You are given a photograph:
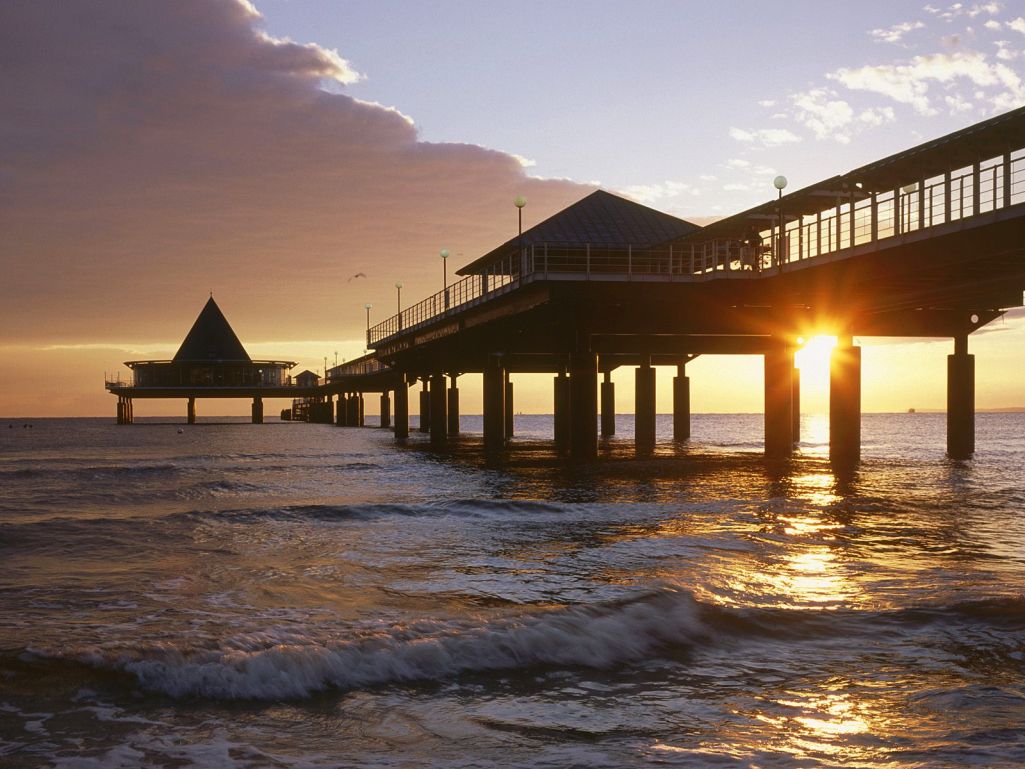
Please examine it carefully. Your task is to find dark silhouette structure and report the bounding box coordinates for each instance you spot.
[106,297,309,423]
[324,106,1025,463]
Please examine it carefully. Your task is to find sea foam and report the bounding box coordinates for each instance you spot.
[85,587,706,699]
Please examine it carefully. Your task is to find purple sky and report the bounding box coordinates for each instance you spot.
[1,0,1023,415]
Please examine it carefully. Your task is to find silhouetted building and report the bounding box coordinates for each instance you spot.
[122,297,295,388]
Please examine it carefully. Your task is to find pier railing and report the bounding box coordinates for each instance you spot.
[368,148,1025,348]
[327,356,391,380]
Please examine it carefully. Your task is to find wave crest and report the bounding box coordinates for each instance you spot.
[80,587,704,700]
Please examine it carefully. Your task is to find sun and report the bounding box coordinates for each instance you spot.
[795,335,838,371]
[794,336,838,413]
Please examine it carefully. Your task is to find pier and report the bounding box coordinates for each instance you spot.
[324,107,1025,463]
[106,109,1025,464]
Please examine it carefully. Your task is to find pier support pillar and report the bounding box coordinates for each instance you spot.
[418,381,430,433]
[600,371,615,437]
[347,394,359,426]
[554,372,571,446]
[447,375,460,435]
[792,365,801,443]
[357,394,365,427]
[335,396,344,425]
[505,374,515,438]
[569,351,598,459]
[394,381,409,440]
[126,399,133,424]
[251,397,264,424]
[673,365,690,442]
[187,397,196,425]
[116,398,124,425]
[829,337,862,464]
[635,359,656,452]
[429,373,447,445]
[947,336,975,459]
[380,393,391,429]
[764,343,794,457]
[483,356,506,450]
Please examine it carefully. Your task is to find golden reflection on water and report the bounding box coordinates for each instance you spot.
[800,413,831,456]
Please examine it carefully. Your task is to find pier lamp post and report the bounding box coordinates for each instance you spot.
[440,249,449,309]
[773,175,788,267]
[514,196,526,279]
[364,303,372,352]
[395,282,403,330]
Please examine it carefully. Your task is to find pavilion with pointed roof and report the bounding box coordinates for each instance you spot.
[105,297,311,424]
[457,189,698,279]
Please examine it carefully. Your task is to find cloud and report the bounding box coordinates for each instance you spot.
[620,180,699,205]
[995,40,1020,60]
[0,0,590,350]
[870,20,926,44]
[828,50,1023,114]
[791,88,855,140]
[728,127,802,146]
[1010,17,1025,35]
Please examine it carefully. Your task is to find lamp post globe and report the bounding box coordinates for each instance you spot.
[773,175,788,191]
[439,248,449,292]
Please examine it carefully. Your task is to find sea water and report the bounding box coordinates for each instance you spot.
[1,414,1024,768]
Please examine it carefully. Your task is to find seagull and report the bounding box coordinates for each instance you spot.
[347,272,367,282]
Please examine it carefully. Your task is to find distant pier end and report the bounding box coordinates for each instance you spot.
[105,297,314,423]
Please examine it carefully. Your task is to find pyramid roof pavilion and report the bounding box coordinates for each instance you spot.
[172,297,251,363]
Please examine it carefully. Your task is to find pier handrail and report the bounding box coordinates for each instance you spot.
[327,356,391,379]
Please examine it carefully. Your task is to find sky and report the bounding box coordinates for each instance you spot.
[1,0,1023,417]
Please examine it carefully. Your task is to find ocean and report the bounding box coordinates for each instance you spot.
[1,413,1024,768]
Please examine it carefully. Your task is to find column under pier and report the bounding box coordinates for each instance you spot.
[673,365,690,442]
[600,371,615,437]
[394,382,409,439]
[505,375,514,438]
[447,375,460,435]
[418,382,430,433]
[483,356,506,450]
[187,397,196,425]
[635,360,656,451]
[554,372,571,446]
[791,365,801,443]
[251,397,264,424]
[764,343,794,457]
[429,373,447,445]
[380,393,391,429]
[569,351,598,459]
[947,336,975,459]
[829,337,861,464]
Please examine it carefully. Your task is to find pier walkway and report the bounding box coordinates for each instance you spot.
[327,107,1025,463]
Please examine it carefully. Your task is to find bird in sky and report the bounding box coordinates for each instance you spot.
[347,272,367,282]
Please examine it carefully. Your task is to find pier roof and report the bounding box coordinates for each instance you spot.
[457,190,698,275]
[173,297,251,363]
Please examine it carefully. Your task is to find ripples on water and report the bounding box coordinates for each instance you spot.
[1,414,1024,768]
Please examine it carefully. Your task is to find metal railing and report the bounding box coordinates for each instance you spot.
[367,148,1025,348]
[328,356,391,380]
